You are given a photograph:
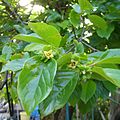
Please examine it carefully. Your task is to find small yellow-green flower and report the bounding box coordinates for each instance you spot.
[44,50,54,59]
[68,60,78,69]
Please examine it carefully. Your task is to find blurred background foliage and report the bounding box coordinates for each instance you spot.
[0,0,120,119]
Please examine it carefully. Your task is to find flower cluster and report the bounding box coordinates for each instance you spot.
[43,50,53,59]
[68,60,78,69]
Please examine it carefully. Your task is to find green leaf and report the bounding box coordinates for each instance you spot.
[14,25,27,34]
[2,45,12,60]
[57,53,72,67]
[28,22,61,47]
[80,80,96,103]
[69,10,80,27]
[96,49,120,64]
[10,85,18,101]
[78,97,96,114]
[78,0,93,12]
[75,42,84,54]
[1,58,26,73]
[69,84,82,106]
[93,49,120,61]
[88,51,103,60]
[92,67,120,87]
[40,70,79,118]
[18,56,57,114]
[103,49,120,57]
[57,20,69,29]
[11,53,23,60]
[72,3,81,14]
[97,56,120,64]
[46,11,61,22]
[0,55,6,63]
[105,12,120,20]
[24,43,44,52]
[88,15,107,30]
[97,24,115,39]
[103,81,116,92]
[95,81,109,99]
[60,35,68,47]
[14,33,46,44]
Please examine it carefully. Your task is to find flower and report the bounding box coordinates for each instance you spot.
[43,50,54,59]
[68,60,78,69]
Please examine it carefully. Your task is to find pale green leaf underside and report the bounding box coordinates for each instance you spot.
[24,43,44,52]
[14,33,46,44]
[1,58,26,73]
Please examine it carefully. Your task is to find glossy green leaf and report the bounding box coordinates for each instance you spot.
[28,22,61,47]
[97,24,115,39]
[78,97,96,114]
[105,49,120,57]
[14,25,27,34]
[88,15,107,30]
[96,49,120,64]
[1,58,26,73]
[78,0,93,12]
[105,12,120,20]
[69,84,82,106]
[75,42,84,54]
[80,80,96,103]
[92,67,120,87]
[18,56,57,114]
[69,10,80,27]
[14,33,46,44]
[24,43,44,52]
[40,70,79,118]
[10,85,18,100]
[57,53,72,67]
[103,81,116,92]
[97,56,120,64]
[95,81,109,99]
[57,20,69,29]
[0,55,6,63]
[11,53,23,60]
[46,11,61,22]
[2,45,12,60]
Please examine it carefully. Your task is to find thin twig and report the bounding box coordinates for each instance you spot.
[76,104,79,120]
[82,41,99,52]
[108,97,120,105]
[66,44,75,53]
[77,17,99,52]
[98,108,106,120]
[2,0,24,25]
[0,77,7,90]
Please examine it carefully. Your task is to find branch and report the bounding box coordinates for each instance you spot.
[66,44,75,53]
[78,17,99,52]
[1,0,24,25]
[0,71,8,90]
[81,40,99,52]
[0,79,7,90]
[98,108,106,120]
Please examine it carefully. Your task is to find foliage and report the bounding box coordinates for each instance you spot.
[0,0,120,119]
